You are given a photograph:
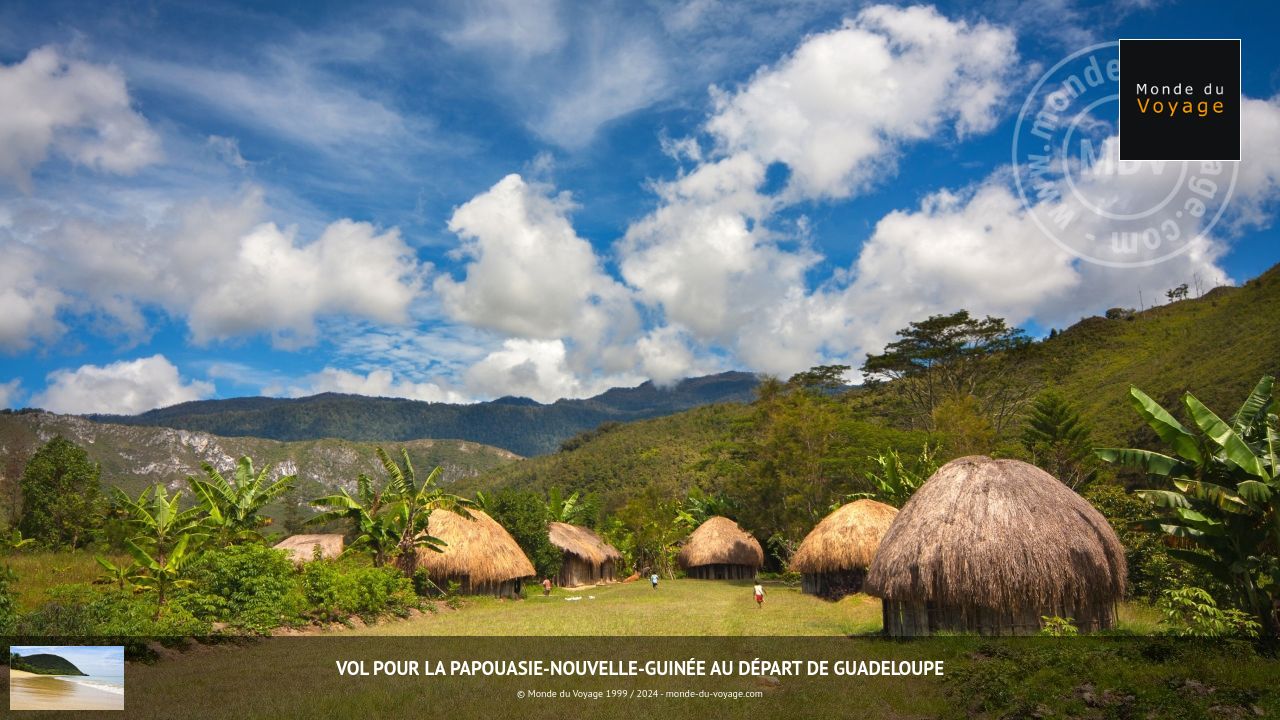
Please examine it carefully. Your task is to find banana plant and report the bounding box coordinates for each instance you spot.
[1097,376,1279,635]
[309,472,400,567]
[93,556,138,592]
[112,485,207,618]
[376,448,473,577]
[189,457,296,544]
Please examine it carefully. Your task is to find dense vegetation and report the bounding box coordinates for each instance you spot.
[83,372,760,456]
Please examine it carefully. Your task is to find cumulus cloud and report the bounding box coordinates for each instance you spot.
[463,338,638,403]
[0,46,161,190]
[269,367,468,404]
[0,379,22,409]
[1,188,426,349]
[33,355,214,415]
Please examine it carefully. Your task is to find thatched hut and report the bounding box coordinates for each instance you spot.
[865,456,1126,637]
[548,522,622,587]
[416,509,535,598]
[791,499,898,599]
[678,516,764,580]
[274,534,344,564]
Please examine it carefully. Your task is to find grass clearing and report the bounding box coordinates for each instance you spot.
[5,550,128,611]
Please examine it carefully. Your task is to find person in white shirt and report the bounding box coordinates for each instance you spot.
[753,582,765,608]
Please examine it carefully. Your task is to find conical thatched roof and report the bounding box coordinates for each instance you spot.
[548,522,622,566]
[274,534,344,563]
[416,509,535,584]
[677,516,764,569]
[791,499,898,574]
[865,456,1126,611]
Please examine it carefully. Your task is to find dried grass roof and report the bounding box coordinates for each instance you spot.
[273,534,344,563]
[415,508,535,583]
[865,456,1126,611]
[677,516,764,569]
[548,522,622,566]
[791,499,898,574]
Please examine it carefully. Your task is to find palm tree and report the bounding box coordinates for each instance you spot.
[189,457,296,544]
[112,485,207,617]
[309,473,400,567]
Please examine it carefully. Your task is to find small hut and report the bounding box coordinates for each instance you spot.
[274,534,344,564]
[678,516,764,580]
[791,499,898,599]
[865,456,1126,637]
[416,509,535,598]
[548,522,622,587]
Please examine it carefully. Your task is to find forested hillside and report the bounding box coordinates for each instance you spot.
[88,372,759,456]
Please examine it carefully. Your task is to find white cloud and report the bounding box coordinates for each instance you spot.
[444,0,568,58]
[704,4,1018,200]
[463,338,638,403]
[33,355,214,415]
[0,46,161,190]
[0,240,64,352]
[270,367,468,404]
[1,187,427,350]
[0,379,22,409]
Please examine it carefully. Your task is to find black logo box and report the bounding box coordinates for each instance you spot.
[1119,39,1241,161]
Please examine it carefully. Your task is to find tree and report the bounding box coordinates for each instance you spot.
[1166,283,1190,302]
[932,394,996,458]
[113,485,207,618]
[309,474,400,567]
[1021,391,1097,490]
[188,456,296,544]
[1096,377,1280,636]
[861,310,1032,431]
[786,365,851,393]
[545,487,583,524]
[17,437,104,549]
[487,488,561,580]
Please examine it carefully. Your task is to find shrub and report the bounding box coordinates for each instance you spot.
[1039,616,1079,637]
[302,560,415,621]
[13,584,210,638]
[180,544,304,634]
[1083,483,1207,601]
[1158,587,1262,639]
[0,569,15,633]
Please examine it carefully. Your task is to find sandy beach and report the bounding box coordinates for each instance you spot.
[9,668,124,711]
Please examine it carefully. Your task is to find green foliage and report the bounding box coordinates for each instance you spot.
[861,310,1032,432]
[17,436,104,549]
[1097,377,1280,635]
[301,559,415,620]
[544,486,584,524]
[180,544,304,634]
[188,456,296,544]
[1021,391,1097,489]
[851,442,940,508]
[13,584,210,638]
[1083,483,1205,602]
[486,488,561,580]
[1158,586,1261,638]
[0,570,14,633]
[111,484,207,617]
[931,394,997,458]
[1039,616,1079,636]
[93,556,137,593]
[1,528,35,552]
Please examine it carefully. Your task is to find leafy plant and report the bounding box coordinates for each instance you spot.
[1,528,35,553]
[1039,615,1079,637]
[17,436,104,549]
[181,544,303,634]
[1097,376,1280,636]
[188,456,296,544]
[94,556,138,592]
[112,485,207,618]
[849,442,940,508]
[1157,586,1261,638]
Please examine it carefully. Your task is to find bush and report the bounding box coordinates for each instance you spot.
[302,560,415,621]
[13,584,210,638]
[1083,483,1208,601]
[1158,587,1262,639]
[1039,616,1079,637]
[180,544,304,634]
[0,570,15,633]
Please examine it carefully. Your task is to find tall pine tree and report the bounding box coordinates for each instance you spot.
[1020,392,1096,490]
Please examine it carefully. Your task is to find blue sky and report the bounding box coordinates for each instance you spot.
[10,645,124,676]
[0,0,1278,413]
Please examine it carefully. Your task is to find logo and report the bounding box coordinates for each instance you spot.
[1012,42,1238,268]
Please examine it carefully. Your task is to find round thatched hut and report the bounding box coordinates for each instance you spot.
[274,534,344,564]
[416,509,535,598]
[548,522,622,587]
[865,456,1126,636]
[678,516,764,580]
[791,499,898,600]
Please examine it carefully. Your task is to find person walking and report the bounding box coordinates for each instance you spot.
[753,582,765,608]
[542,577,553,597]
[650,572,659,590]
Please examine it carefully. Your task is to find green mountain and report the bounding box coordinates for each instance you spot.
[474,263,1280,521]
[10,653,86,676]
[88,372,760,457]
[0,412,520,525]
